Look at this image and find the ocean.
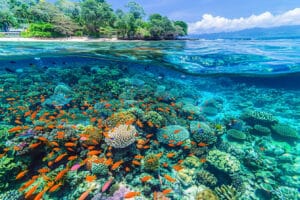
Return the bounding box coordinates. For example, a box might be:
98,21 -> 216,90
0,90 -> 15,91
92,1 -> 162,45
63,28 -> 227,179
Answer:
0,38 -> 299,200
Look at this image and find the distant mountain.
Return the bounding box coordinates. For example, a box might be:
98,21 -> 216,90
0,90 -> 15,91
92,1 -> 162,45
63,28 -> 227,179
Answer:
188,25 -> 300,40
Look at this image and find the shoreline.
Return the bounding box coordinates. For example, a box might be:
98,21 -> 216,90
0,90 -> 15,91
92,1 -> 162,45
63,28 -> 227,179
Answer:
0,37 -> 133,42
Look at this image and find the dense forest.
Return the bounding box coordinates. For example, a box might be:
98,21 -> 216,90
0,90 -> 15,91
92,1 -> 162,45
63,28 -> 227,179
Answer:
0,0 -> 188,40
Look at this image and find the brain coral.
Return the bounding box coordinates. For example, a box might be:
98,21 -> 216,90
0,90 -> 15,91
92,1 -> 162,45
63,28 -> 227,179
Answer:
157,125 -> 190,144
227,129 -> 246,141
207,150 -> 240,173
271,123 -> 299,139
104,124 -> 137,148
241,110 -> 278,127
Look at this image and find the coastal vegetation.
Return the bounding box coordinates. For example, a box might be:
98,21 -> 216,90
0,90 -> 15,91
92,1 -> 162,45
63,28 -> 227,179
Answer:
0,0 -> 188,40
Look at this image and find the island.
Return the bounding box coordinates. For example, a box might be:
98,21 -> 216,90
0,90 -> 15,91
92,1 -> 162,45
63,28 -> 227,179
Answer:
0,0 -> 188,40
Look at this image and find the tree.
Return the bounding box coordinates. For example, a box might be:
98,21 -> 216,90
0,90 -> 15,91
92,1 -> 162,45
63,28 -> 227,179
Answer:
174,21 -> 188,35
55,0 -> 81,22
80,0 -> 116,36
52,14 -> 80,36
126,1 -> 145,20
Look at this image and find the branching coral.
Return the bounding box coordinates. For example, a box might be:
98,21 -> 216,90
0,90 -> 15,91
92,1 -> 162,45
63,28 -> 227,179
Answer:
214,185 -> 240,200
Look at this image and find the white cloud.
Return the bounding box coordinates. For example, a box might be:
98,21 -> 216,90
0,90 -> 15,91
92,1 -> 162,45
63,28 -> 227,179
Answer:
188,8 -> 300,34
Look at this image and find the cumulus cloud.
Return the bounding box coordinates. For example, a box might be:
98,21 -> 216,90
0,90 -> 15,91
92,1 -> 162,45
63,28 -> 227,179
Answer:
188,8 -> 300,34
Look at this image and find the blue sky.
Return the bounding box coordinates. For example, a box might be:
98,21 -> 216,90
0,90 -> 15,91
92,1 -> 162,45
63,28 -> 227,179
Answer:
50,0 -> 300,34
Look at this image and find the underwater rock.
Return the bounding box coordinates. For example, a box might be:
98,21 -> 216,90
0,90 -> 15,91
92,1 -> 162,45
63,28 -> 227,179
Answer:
241,110 -> 278,127
104,124 -> 137,148
157,125 -> 190,144
207,150 -> 241,173
271,123 -> 299,139
226,129 -> 247,141
196,170 -> 218,187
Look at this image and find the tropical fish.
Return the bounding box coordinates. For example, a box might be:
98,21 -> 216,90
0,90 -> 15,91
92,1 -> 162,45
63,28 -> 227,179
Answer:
49,182 -> 62,192
54,153 -> 68,163
16,170 -> 28,180
78,189 -> 91,200
55,168 -> 69,181
68,155 -> 78,161
71,163 -> 82,171
25,183 -> 39,199
86,175 -> 97,182
29,142 -> 41,149
162,188 -> 172,195
101,177 -> 114,192
8,126 -> 23,133
140,175 -> 152,183
111,160 -> 124,170
65,142 -> 76,147
38,167 -> 50,174
164,174 -> 176,183
124,191 -> 141,198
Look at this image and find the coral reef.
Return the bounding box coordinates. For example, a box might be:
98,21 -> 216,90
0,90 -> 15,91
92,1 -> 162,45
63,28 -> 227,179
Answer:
195,188 -> 219,200
271,123 -> 299,139
214,185 -> 240,200
207,150 -> 241,173
104,124 -> 138,148
143,153 -> 160,171
196,170 -> 218,187
241,110 -> 278,127
226,129 -> 247,141
157,125 -> 190,144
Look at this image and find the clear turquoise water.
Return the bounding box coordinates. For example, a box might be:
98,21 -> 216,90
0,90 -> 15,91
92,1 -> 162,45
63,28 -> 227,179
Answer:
0,40 -> 299,200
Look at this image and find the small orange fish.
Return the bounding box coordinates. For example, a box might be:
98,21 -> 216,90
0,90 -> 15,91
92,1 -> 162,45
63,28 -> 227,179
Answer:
146,134 -> 153,138
65,142 -> 76,147
16,170 -> 28,180
86,175 -> 97,182
173,165 -> 183,171
87,150 -> 102,156
37,137 -> 48,142
162,188 -> 172,195
173,129 -> 181,134
29,142 -> 41,149
167,152 -> 176,158
68,155 -> 78,161
147,121 -> 154,127
38,167 -> 50,174
132,160 -> 141,166
198,142 -> 208,147
50,141 -> 59,147
162,162 -> 169,168
140,175 -> 152,183
25,183 -> 39,199
8,126 -> 23,133
54,153 -> 68,163
124,191 -> 141,198
200,158 -> 207,163
49,182 -> 63,192
111,160 -> 124,170
136,119 -> 143,128
55,168 -> 69,181
19,178 -> 35,191
134,155 -> 144,159
164,174 -> 176,183
78,189 -> 91,200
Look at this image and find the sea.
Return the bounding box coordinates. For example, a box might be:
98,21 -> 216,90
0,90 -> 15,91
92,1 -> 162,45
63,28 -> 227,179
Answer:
0,32 -> 299,200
